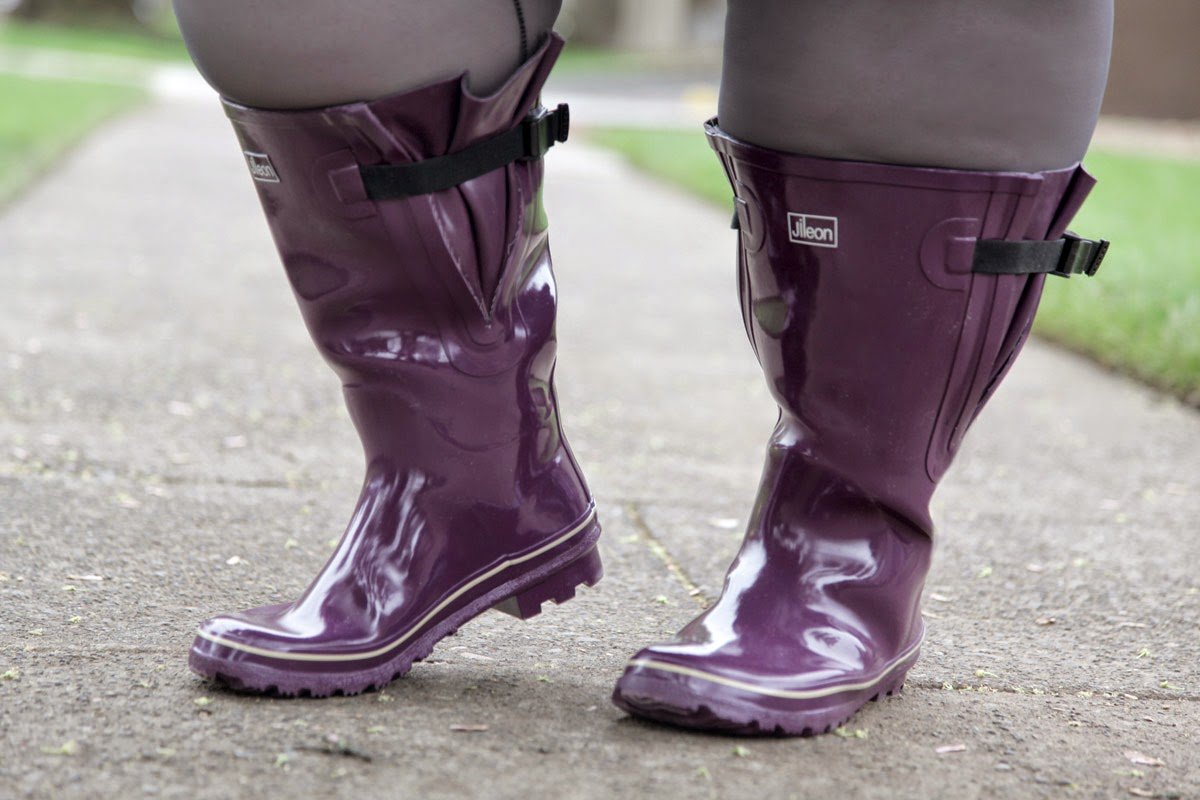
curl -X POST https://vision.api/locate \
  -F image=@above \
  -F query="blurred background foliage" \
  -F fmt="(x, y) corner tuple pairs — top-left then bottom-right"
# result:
(3, 0), (177, 34)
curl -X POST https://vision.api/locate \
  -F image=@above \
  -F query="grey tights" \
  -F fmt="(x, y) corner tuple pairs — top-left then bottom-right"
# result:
(171, 0), (562, 107)
(720, 0), (1113, 170)
(172, 0), (1113, 171)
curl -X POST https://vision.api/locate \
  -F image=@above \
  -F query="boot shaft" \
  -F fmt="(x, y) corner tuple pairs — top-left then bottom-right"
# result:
(708, 122), (1097, 531)
(223, 37), (561, 376)
(220, 35), (589, 513)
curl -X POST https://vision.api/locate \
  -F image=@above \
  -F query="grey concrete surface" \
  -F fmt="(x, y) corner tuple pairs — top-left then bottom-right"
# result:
(1, 99), (1198, 800)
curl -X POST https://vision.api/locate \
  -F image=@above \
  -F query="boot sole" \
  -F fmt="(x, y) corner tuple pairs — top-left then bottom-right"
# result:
(611, 638), (921, 737)
(188, 511), (602, 697)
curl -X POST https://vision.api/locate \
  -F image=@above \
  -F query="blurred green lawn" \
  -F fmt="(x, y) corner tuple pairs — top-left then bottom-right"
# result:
(588, 127), (1200, 403)
(1, 20), (167, 205)
(0, 73), (145, 206)
(0, 18), (187, 60)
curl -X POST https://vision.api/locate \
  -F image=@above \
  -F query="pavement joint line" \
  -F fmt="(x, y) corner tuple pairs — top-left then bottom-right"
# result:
(904, 679), (1199, 702)
(7, 466), (1179, 528)
(4, 465), (1181, 528)
(155, 475), (302, 490)
(623, 501), (709, 607)
(1, 464), (321, 492)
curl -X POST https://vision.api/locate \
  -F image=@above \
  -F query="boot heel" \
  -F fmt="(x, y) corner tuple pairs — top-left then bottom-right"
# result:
(494, 546), (603, 620)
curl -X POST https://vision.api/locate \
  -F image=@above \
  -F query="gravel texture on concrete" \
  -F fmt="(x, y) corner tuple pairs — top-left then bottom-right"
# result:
(1, 99), (1197, 799)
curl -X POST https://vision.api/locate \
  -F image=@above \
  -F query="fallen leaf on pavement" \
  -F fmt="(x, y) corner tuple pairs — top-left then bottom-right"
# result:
(833, 727), (868, 739)
(40, 740), (78, 756)
(167, 401), (194, 417)
(1124, 751), (1165, 767)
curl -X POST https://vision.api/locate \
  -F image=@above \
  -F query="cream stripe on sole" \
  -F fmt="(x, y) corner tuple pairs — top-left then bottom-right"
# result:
(625, 634), (923, 701)
(194, 510), (597, 663)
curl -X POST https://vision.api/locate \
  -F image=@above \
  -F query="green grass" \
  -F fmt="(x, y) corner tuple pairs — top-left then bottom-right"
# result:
(0, 18), (187, 61)
(586, 127), (1200, 403)
(1035, 151), (1200, 403)
(588, 128), (727, 204)
(0, 73), (146, 205)
(554, 43), (660, 75)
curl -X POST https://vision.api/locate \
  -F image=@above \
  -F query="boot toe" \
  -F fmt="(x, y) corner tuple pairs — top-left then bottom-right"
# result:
(194, 602), (292, 647)
(612, 648), (782, 735)
(612, 639), (919, 737)
(189, 603), (304, 677)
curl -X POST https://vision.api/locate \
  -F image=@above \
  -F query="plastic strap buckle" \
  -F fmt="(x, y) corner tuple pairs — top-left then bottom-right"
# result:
(522, 103), (570, 161)
(359, 103), (570, 200)
(1053, 232), (1109, 278)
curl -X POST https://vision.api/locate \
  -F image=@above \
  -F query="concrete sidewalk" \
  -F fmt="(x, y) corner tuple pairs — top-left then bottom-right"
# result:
(1, 99), (1198, 799)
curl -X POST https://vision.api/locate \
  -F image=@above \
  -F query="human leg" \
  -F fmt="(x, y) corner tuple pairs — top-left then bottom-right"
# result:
(718, 0), (1112, 170)
(172, 0), (563, 108)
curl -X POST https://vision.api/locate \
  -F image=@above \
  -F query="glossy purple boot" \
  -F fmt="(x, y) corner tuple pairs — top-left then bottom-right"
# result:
(189, 35), (602, 696)
(612, 121), (1106, 735)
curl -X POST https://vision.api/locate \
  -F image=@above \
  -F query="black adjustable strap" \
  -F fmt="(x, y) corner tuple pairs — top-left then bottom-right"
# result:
(973, 232), (1108, 278)
(359, 103), (569, 200)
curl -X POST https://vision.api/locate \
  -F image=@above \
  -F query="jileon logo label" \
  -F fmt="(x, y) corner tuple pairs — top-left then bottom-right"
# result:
(244, 152), (280, 183)
(787, 212), (838, 248)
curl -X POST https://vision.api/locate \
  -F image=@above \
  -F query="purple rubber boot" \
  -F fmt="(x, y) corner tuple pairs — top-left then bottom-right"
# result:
(612, 121), (1104, 735)
(189, 34), (602, 696)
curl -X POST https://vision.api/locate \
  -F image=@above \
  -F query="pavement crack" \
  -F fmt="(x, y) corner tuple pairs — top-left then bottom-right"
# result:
(624, 502), (710, 607)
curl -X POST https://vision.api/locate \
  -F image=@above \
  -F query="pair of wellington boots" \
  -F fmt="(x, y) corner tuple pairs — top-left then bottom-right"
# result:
(189, 36), (1105, 735)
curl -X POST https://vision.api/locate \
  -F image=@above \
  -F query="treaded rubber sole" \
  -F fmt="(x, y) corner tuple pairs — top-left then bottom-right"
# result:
(611, 647), (918, 737)
(188, 519), (602, 697)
